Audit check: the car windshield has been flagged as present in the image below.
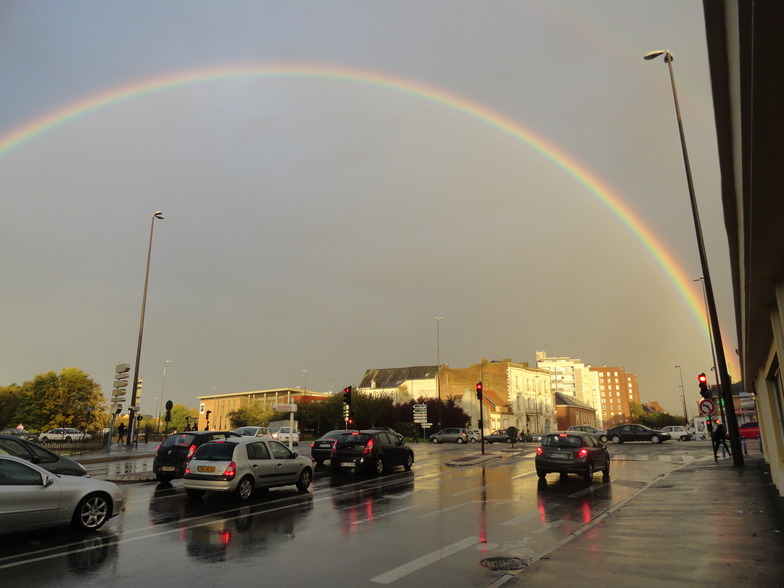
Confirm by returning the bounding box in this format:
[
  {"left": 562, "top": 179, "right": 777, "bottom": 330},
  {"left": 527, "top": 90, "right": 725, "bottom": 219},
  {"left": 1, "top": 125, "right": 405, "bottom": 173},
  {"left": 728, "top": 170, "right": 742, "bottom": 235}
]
[
  {"left": 337, "top": 433, "right": 371, "bottom": 445},
  {"left": 543, "top": 435, "right": 582, "bottom": 448},
  {"left": 161, "top": 433, "right": 198, "bottom": 448},
  {"left": 193, "top": 441, "right": 237, "bottom": 460},
  {"left": 319, "top": 430, "right": 348, "bottom": 440}
]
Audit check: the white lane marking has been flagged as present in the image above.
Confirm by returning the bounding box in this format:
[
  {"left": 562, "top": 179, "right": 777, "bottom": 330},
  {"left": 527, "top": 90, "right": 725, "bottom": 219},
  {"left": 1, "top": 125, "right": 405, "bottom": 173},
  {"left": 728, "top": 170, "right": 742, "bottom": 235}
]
[{"left": 370, "top": 536, "right": 478, "bottom": 584}]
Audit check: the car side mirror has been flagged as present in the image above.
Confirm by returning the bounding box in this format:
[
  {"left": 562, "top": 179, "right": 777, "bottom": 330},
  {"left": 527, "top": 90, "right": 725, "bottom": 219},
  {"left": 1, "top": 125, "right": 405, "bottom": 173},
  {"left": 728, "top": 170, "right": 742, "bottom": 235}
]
[
  {"left": 43, "top": 474, "right": 54, "bottom": 487},
  {"left": 291, "top": 452, "right": 298, "bottom": 458}
]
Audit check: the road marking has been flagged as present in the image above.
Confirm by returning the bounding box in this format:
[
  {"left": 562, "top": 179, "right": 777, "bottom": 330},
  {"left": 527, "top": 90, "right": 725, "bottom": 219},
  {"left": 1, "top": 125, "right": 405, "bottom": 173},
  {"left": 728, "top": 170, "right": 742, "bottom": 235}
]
[
  {"left": 370, "top": 536, "right": 478, "bottom": 584},
  {"left": 502, "top": 509, "right": 542, "bottom": 526}
]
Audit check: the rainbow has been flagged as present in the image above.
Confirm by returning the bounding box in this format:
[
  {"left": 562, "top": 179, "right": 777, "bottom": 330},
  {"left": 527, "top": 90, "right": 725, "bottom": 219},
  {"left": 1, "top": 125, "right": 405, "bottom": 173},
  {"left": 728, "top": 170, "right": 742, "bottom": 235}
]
[{"left": 0, "top": 62, "right": 736, "bottom": 374}]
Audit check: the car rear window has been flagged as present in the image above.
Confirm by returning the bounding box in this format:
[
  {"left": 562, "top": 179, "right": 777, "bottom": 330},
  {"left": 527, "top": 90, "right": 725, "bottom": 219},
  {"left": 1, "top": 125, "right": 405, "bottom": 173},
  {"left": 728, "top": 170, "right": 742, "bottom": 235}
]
[
  {"left": 543, "top": 434, "right": 582, "bottom": 448},
  {"left": 193, "top": 441, "right": 237, "bottom": 460},
  {"left": 337, "top": 433, "right": 372, "bottom": 445},
  {"left": 161, "top": 433, "right": 198, "bottom": 448}
]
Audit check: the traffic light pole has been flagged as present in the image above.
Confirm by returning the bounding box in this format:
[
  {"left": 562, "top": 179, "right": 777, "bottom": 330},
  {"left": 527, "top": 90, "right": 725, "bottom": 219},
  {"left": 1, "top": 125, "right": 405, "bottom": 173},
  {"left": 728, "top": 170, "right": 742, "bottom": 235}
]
[{"left": 476, "top": 382, "right": 484, "bottom": 456}]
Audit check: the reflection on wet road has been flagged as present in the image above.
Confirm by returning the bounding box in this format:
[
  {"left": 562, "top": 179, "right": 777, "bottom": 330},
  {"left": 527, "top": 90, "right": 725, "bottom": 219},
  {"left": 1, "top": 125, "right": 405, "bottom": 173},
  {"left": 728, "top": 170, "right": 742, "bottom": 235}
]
[{"left": 0, "top": 442, "right": 706, "bottom": 586}]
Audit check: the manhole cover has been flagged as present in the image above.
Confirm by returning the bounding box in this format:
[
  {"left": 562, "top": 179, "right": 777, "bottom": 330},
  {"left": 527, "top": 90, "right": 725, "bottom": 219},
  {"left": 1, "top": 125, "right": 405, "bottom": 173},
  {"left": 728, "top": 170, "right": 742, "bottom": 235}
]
[{"left": 479, "top": 557, "right": 527, "bottom": 571}]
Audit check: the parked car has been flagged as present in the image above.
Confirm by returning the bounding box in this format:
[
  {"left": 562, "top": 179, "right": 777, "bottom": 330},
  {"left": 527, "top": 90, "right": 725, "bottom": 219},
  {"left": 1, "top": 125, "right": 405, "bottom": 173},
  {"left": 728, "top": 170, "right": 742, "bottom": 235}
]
[
  {"left": 531, "top": 432, "right": 545, "bottom": 443},
  {"left": 331, "top": 430, "right": 414, "bottom": 474},
  {"left": 183, "top": 437, "right": 312, "bottom": 500},
  {"left": 535, "top": 431, "right": 610, "bottom": 483},
  {"left": 661, "top": 425, "right": 692, "bottom": 441},
  {"left": 38, "top": 428, "right": 91, "bottom": 443},
  {"left": 607, "top": 424, "right": 671, "bottom": 444},
  {"left": 232, "top": 426, "right": 272, "bottom": 438},
  {"left": 0, "top": 455, "right": 124, "bottom": 534},
  {"left": 153, "top": 430, "right": 239, "bottom": 483},
  {"left": 0, "top": 428, "right": 37, "bottom": 441},
  {"left": 428, "top": 428, "right": 470, "bottom": 444},
  {"left": 483, "top": 429, "right": 516, "bottom": 444},
  {"left": 272, "top": 427, "right": 299, "bottom": 446},
  {"left": 0, "top": 434, "right": 89, "bottom": 476},
  {"left": 567, "top": 425, "right": 608, "bottom": 443},
  {"left": 467, "top": 430, "right": 481, "bottom": 443},
  {"left": 738, "top": 421, "right": 760, "bottom": 439},
  {"left": 310, "top": 429, "right": 352, "bottom": 465}
]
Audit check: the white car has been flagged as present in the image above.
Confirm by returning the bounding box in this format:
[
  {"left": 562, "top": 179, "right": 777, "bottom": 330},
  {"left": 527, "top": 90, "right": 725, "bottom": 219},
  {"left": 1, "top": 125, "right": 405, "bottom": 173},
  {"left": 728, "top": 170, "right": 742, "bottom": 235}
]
[
  {"left": 272, "top": 427, "right": 299, "bottom": 446},
  {"left": 661, "top": 425, "right": 692, "bottom": 441},
  {"left": 232, "top": 426, "right": 272, "bottom": 438},
  {"left": 0, "top": 455, "right": 124, "bottom": 534},
  {"left": 38, "top": 428, "right": 91, "bottom": 443},
  {"left": 183, "top": 437, "right": 312, "bottom": 500}
]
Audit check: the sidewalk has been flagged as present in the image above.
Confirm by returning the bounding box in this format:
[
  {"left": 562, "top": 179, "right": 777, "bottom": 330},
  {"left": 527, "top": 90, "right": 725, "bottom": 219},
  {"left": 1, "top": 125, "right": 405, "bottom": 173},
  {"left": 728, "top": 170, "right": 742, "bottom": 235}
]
[{"left": 519, "top": 451, "right": 784, "bottom": 587}]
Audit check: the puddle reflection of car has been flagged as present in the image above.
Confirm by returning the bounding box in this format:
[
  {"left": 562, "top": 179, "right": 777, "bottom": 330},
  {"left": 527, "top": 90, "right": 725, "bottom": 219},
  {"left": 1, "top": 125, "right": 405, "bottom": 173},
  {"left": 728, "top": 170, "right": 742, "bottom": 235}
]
[
  {"left": 182, "top": 493, "right": 313, "bottom": 562},
  {"left": 331, "top": 473, "right": 414, "bottom": 533},
  {"left": 535, "top": 432, "right": 610, "bottom": 483}
]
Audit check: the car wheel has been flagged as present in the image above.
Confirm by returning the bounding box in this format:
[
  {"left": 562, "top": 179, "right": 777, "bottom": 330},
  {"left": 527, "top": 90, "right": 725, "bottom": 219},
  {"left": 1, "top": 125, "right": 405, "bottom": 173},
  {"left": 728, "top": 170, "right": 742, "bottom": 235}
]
[
  {"left": 482, "top": 438, "right": 489, "bottom": 444},
  {"left": 373, "top": 457, "right": 384, "bottom": 475},
  {"left": 431, "top": 437, "right": 439, "bottom": 444},
  {"left": 559, "top": 472, "right": 569, "bottom": 481},
  {"left": 65, "top": 437, "right": 73, "bottom": 443},
  {"left": 404, "top": 453, "right": 413, "bottom": 471},
  {"left": 680, "top": 435, "right": 689, "bottom": 441},
  {"left": 41, "top": 437, "right": 49, "bottom": 443},
  {"left": 314, "top": 459, "right": 325, "bottom": 466},
  {"left": 156, "top": 473, "right": 173, "bottom": 484},
  {"left": 331, "top": 465, "right": 343, "bottom": 474},
  {"left": 186, "top": 489, "right": 205, "bottom": 499},
  {"left": 72, "top": 493, "right": 111, "bottom": 531},
  {"left": 235, "top": 476, "right": 254, "bottom": 501},
  {"left": 650, "top": 435, "right": 661, "bottom": 444},
  {"left": 602, "top": 460, "right": 611, "bottom": 481},
  {"left": 611, "top": 435, "right": 622, "bottom": 444},
  {"left": 583, "top": 463, "right": 594, "bottom": 484},
  {"left": 456, "top": 438, "right": 465, "bottom": 444},
  {"left": 600, "top": 436, "right": 608, "bottom": 443},
  {"left": 536, "top": 469, "right": 547, "bottom": 479},
  {"left": 470, "top": 438, "right": 477, "bottom": 443},
  {"left": 296, "top": 468, "right": 312, "bottom": 492}
]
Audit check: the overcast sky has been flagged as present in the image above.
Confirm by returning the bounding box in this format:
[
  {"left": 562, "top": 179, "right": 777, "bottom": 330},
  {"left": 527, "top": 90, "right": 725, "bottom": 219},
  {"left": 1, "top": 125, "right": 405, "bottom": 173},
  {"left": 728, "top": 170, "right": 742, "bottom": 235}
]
[{"left": 0, "top": 1, "right": 737, "bottom": 418}]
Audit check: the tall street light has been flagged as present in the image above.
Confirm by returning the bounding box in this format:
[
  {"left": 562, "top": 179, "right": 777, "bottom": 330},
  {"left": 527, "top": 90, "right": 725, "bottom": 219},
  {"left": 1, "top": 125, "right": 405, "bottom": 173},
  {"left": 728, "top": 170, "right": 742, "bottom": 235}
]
[
  {"left": 157, "top": 360, "right": 172, "bottom": 433},
  {"left": 434, "top": 317, "right": 444, "bottom": 428},
  {"left": 128, "top": 211, "right": 164, "bottom": 445},
  {"left": 674, "top": 365, "right": 688, "bottom": 423},
  {"left": 644, "top": 50, "right": 742, "bottom": 464}
]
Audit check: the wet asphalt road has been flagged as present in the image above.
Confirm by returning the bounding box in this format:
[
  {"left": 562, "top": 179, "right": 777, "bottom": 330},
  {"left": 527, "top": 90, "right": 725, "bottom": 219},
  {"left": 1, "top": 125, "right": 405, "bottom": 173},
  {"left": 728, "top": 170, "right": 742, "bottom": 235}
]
[{"left": 0, "top": 441, "right": 714, "bottom": 587}]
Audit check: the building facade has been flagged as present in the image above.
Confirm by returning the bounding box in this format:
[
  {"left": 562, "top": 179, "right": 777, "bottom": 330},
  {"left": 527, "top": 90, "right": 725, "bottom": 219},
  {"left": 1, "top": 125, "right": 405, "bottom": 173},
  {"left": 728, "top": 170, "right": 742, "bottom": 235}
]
[
  {"left": 590, "top": 366, "right": 640, "bottom": 427},
  {"left": 535, "top": 351, "right": 600, "bottom": 415}
]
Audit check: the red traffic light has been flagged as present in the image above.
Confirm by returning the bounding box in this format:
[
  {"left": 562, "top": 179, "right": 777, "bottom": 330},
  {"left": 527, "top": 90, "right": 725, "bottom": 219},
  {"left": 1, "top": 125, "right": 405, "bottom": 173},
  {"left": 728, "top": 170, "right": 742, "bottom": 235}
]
[
  {"left": 698, "top": 373, "right": 707, "bottom": 383},
  {"left": 476, "top": 381, "right": 483, "bottom": 400}
]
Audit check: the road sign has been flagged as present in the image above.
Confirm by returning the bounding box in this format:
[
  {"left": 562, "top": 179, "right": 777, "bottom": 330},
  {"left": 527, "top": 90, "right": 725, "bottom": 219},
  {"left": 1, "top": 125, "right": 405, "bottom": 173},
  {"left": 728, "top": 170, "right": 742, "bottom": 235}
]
[
  {"left": 422, "top": 423, "right": 432, "bottom": 428},
  {"left": 699, "top": 399, "right": 716, "bottom": 415},
  {"left": 273, "top": 403, "right": 297, "bottom": 413}
]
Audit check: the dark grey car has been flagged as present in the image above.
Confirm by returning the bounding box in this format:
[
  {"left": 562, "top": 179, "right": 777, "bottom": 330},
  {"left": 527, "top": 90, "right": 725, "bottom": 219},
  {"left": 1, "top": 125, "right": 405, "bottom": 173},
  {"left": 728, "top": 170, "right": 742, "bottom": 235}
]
[
  {"left": 153, "top": 430, "right": 239, "bottom": 483},
  {"left": 0, "top": 434, "right": 89, "bottom": 476},
  {"left": 535, "top": 431, "right": 610, "bottom": 483},
  {"left": 331, "top": 430, "right": 414, "bottom": 474}
]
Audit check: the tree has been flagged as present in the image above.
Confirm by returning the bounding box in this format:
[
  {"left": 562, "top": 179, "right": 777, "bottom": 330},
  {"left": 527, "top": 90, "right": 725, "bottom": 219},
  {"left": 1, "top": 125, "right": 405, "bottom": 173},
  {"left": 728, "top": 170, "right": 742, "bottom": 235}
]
[
  {"left": 13, "top": 368, "right": 107, "bottom": 432},
  {"left": 226, "top": 403, "right": 276, "bottom": 429},
  {"left": 0, "top": 384, "right": 24, "bottom": 429}
]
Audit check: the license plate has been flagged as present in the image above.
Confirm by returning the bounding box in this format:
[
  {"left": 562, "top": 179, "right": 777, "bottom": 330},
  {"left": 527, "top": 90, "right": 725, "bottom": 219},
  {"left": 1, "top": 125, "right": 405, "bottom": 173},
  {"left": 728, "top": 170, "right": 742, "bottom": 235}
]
[
  {"left": 341, "top": 462, "right": 356, "bottom": 468},
  {"left": 552, "top": 453, "right": 570, "bottom": 459},
  {"left": 318, "top": 443, "right": 331, "bottom": 448},
  {"left": 197, "top": 465, "right": 215, "bottom": 473},
  {"left": 161, "top": 466, "right": 175, "bottom": 472}
]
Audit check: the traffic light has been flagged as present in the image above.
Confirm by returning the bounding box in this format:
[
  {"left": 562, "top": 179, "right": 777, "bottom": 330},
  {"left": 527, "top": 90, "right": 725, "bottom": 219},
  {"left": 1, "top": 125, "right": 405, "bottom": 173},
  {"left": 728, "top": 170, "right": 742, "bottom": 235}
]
[
  {"left": 343, "top": 386, "right": 352, "bottom": 406},
  {"left": 698, "top": 373, "right": 710, "bottom": 399},
  {"left": 111, "top": 363, "right": 130, "bottom": 414},
  {"left": 476, "top": 381, "right": 483, "bottom": 400}
]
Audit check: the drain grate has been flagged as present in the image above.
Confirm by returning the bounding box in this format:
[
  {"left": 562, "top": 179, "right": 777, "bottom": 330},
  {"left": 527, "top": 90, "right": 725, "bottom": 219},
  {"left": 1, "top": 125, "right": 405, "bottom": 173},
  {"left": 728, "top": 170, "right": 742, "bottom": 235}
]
[{"left": 480, "top": 557, "right": 528, "bottom": 571}]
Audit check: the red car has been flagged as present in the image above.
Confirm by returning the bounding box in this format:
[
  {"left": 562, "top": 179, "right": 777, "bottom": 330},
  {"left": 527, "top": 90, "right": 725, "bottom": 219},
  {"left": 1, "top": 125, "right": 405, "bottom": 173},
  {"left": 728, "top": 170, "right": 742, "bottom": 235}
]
[{"left": 738, "top": 421, "right": 760, "bottom": 439}]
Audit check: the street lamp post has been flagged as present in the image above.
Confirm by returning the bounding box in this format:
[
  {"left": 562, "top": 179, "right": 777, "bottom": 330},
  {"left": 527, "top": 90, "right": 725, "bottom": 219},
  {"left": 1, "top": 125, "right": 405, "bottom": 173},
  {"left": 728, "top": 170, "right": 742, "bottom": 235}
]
[
  {"left": 645, "top": 51, "right": 742, "bottom": 464},
  {"left": 157, "top": 360, "right": 171, "bottom": 433},
  {"left": 128, "top": 211, "right": 164, "bottom": 446},
  {"left": 434, "top": 317, "right": 444, "bottom": 428},
  {"left": 674, "top": 365, "right": 688, "bottom": 423}
]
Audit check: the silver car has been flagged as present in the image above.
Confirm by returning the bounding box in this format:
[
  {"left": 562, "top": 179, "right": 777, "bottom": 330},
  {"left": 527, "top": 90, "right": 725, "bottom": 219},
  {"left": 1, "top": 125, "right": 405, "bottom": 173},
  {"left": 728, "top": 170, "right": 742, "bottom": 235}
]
[
  {"left": 0, "top": 455, "right": 124, "bottom": 535},
  {"left": 232, "top": 426, "right": 272, "bottom": 438},
  {"left": 183, "top": 437, "right": 312, "bottom": 501}
]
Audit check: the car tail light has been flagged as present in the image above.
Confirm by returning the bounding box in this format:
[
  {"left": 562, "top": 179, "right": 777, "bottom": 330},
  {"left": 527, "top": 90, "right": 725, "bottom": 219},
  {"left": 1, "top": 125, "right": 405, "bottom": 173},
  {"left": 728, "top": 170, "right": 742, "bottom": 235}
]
[
  {"left": 185, "top": 465, "right": 191, "bottom": 475},
  {"left": 222, "top": 462, "right": 237, "bottom": 479},
  {"left": 186, "top": 444, "right": 197, "bottom": 459},
  {"left": 577, "top": 448, "right": 588, "bottom": 458},
  {"left": 536, "top": 447, "right": 543, "bottom": 455},
  {"left": 362, "top": 438, "right": 375, "bottom": 454}
]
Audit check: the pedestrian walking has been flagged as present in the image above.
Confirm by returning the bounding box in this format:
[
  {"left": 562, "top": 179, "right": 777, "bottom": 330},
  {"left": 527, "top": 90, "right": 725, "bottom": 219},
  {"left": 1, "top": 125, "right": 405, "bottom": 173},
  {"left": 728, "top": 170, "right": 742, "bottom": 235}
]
[
  {"left": 712, "top": 422, "right": 731, "bottom": 458},
  {"left": 117, "top": 422, "right": 126, "bottom": 443}
]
